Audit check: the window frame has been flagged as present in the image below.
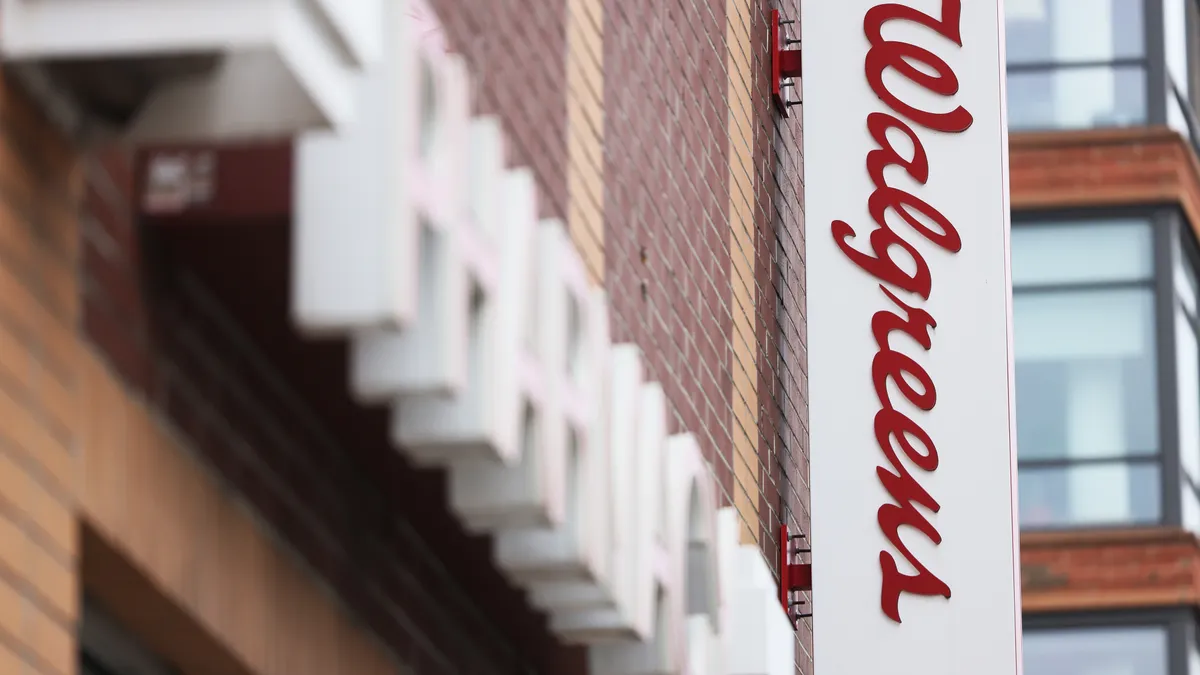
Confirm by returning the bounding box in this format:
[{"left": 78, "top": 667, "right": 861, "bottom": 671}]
[
  {"left": 1012, "top": 206, "right": 1180, "bottom": 532},
  {"left": 1000, "top": 0, "right": 1200, "bottom": 139},
  {"left": 1165, "top": 0, "right": 1200, "bottom": 140},
  {"left": 1004, "top": 0, "right": 1160, "bottom": 132},
  {"left": 1149, "top": 0, "right": 1200, "bottom": 152},
  {"left": 1022, "top": 608, "right": 1190, "bottom": 675},
  {"left": 1175, "top": 0, "right": 1200, "bottom": 143},
  {"left": 1173, "top": 208, "right": 1200, "bottom": 530},
  {"left": 80, "top": 598, "right": 177, "bottom": 675}
]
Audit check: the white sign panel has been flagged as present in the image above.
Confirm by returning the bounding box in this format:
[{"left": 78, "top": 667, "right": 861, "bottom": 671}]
[{"left": 802, "top": 1, "right": 1022, "bottom": 674}]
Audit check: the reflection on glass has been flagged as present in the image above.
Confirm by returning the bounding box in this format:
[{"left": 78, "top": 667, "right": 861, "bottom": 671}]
[
  {"left": 1008, "top": 66, "right": 1145, "bottom": 130},
  {"left": 1011, "top": 221, "right": 1153, "bottom": 286},
  {"left": 1165, "top": 0, "right": 1189, "bottom": 96},
  {"left": 1006, "top": 0, "right": 1144, "bottom": 65},
  {"left": 1176, "top": 238, "right": 1200, "bottom": 315},
  {"left": 1012, "top": 219, "right": 1160, "bottom": 528},
  {"left": 1170, "top": 87, "right": 1194, "bottom": 140},
  {"left": 1018, "top": 462, "right": 1159, "bottom": 527},
  {"left": 1014, "top": 288, "right": 1158, "bottom": 462},
  {"left": 1178, "top": 307, "right": 1200, "bottom": 483},
  {"left": 1183, "top": 476, "right": 1200, "bottom": 536},
  {"left": 1024, "top": 626, "right": 1167, "bottom": 675}
]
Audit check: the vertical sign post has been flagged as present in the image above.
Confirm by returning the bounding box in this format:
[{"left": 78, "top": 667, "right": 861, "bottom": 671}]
[{"left": 801, "top": 1, "right": 1022, "bottom": 673}]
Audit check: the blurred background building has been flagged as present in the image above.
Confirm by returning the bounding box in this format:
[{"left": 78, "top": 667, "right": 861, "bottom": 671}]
[{"left": 1009, "top": 1, "right": 1200, "bottom": 673}]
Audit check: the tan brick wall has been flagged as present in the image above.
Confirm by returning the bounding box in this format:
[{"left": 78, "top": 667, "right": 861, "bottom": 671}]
[
  {"left": 565, "top": 0, "right": 606, "bottom": 284},
  {"left": 726, "top": 0, "right": 760, "bottom": 547},
  {"left": 0, "top": 73, "right": 399, "bottom": 675},
  {"left": 78, "top": 348, "right": 397, "bottom": 675},
  {"left": 0, "top": 70, "right": 83, "bottom": 675}
]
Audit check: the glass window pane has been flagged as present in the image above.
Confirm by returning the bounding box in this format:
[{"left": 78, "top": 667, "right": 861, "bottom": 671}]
[
  {"left": 1008, "top": 66, "right": 1145, "bottom": 131},
  {"left": 1184, "top": 475, "right": 1200, "bottom": 537},
  {"left": 1178, "top": 307, "right": 1200, "bottom": 482},
  {"left": 1166, "top": 0, "right": 1189, "bottom": 96},
  {"left": 1024, "top": 626, "right": 1167, "bottom": 675},
  {"left": 1015, "top": 288, "right": 1158, "bottom": 461},
  {"left": 1018, "top": 461, "right": 1159, "bottom": 527},
  {"left": 1012, "top": 221, "right": 1153, "bottom": 287},
  {"left": 1006, "top": 0, "right": 1144, "bottom": 65},
  {"left": 1170, "top": 85, "right": 1193, "bottom": 139},
  {"left": 1177, "top": 237, "right": 1199, "bottom": 314}
]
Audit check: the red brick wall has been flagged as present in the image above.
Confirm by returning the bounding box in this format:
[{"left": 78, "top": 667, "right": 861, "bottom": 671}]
[
  {"left": 429, "top": 0, "right": 569, "bottom": 220},
  {"left": 580, "top": 0, "right": 809, "bottom": 666},
  {"left": 1008, "top": 127, "right": 1200, "bottom": 620},
  {"left": 1021, "top": 530, "right": 1200, "bottom": 612},
  {"left": 1009, "top": 127, "right": 1199, "bottom": 219},
  {"left": 78, "top": 1, "right": 814, "bottom": 672},
  {"left": 600, "top": 0, "right": 735, "bottom": 499}
]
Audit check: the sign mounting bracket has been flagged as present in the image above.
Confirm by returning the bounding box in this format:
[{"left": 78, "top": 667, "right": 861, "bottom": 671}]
[
  {"left": 770, "top": 9, "right": 803, "bottom": 115},
  {"left": 779, "top": 524, "right": 812, "bottom": 629}
]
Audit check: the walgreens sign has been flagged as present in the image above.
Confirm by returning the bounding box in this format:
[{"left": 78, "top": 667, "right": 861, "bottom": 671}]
[{"left": 802, "top": 1, "right": 1022, "bottom": 673}]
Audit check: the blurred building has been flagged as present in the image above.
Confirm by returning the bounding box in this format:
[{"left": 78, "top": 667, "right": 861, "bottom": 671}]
[
  {"left": 0, "top": 2, "right": 807, "bottom": 675},
  {"left": 1009, "top": 0, "right": 1200, "bottom": 673}
]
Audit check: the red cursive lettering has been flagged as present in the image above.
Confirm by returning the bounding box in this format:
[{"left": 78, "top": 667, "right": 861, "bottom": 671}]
[{"left": 832, "top": 0, "right": 970, "bottom": 624}]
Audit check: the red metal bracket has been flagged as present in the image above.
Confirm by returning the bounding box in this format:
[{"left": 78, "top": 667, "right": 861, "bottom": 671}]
[
  {"left": 770, "top": 9, "right": 803, "bottom": 116},
  {"left": 779, "top": 524, "right": 812, "bottom": 628}
]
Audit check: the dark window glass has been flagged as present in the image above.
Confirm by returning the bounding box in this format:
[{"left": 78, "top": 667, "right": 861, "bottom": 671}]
[{"left": 1023, "top": 625, "right": 1168, "bottom": 675}]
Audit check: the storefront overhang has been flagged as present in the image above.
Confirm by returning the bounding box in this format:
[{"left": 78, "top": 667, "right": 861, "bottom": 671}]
[{"left": 0, "top": 0, "right": 380, "bottom": 140}]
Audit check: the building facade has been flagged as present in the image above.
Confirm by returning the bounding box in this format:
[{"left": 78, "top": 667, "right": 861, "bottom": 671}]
[
  {"left": 9, "top": 0, "right": 1198, "bottom": 674},
  {"left": 0, "top": 1, "right": 807, "bottom": 675},
  {"left": 1010, "top": 0, "right": 1200, "bottom": 673}
]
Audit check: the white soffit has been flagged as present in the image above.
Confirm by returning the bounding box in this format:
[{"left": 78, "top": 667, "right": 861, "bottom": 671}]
[{"left": 0, "top": 0, "right": 382, "bottom": 140}]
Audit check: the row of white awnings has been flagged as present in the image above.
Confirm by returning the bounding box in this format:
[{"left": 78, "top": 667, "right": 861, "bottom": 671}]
[{"left": 288, "top": 1, "right": 797, "bottom": 674}]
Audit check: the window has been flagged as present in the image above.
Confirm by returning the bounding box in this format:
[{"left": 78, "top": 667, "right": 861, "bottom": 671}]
[
  {"left": 1172, "top": 0, "right": 1200, "bottom": 147},
  {"left": 1005, "top": 0, "right": 1147, "bottom": 130},
  {"left": 1176, "top": 229, "right": 1200, "bottom": 534},
  {"left": 1013, "top": 219, "right": 1160, "bottom": 528},
  {"left": 1024, "top": 625, "right": 1169, "bottom": 675},
  {"left": 80, "top": 600, "right": 176, "bottom": 675},
  {"left": 1165, "top": 0, "right": 1195, "bottom": 138}
]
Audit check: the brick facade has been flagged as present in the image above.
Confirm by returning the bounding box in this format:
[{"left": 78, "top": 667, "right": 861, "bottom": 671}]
[
  {"left": 0, "top": 71, "right": 81, "bottom": 675},
  {"left": 0, "top": 71, "right": 416, "bottom": 675},
  {"left": 428, "top": 0, "right": 569, "bottom": 221},
  {"left": 1009, "top": 126, "right": 1200, "bottom": 622},
  {"left": 600, "top": 0, "right": 734, "bottom": 517},
  {"left": 0, "top": 1, "right": 812, "bottom": 674},
  {"left": 22, "top": 2, "right": 1198, "bottom": 674},
  {"left": 79, "top": 348, "right": 398, "bottom": 675},
  {"left": 1010, "top": 127, "right": 1200, "bottom": 222},
  {"left": 1021, "top": 530, "right": 1200, "bottom": 613},
  {"left": 97, "top": 145, "right": 588, "bottom": 673}
]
